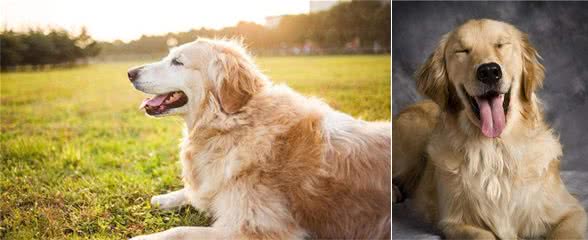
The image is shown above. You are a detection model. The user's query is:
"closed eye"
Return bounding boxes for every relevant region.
[455,49,470,54]
[496,42,510,48]
[171,58,183,66]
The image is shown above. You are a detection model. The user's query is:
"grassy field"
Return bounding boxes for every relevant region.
[0,55,390,239]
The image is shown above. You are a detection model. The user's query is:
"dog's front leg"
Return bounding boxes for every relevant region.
[151,188,188,210]
[547,206,587,239]
[130,226,230,240]
[440,222,496,240]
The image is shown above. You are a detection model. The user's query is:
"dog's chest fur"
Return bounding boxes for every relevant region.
[430,126,564,238]
[177,106,317,212]
[179,128,240,210]
[178,122,281,209]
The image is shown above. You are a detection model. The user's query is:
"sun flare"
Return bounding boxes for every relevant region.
[0,0,311,42]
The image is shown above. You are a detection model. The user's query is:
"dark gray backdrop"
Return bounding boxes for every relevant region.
[392,1,588,171]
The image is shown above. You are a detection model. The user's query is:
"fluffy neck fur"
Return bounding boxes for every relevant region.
[427,95,562,238]
[432,94,561,201]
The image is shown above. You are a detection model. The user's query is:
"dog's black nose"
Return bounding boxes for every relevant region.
[476,62,502,85]
[127,66,143,82]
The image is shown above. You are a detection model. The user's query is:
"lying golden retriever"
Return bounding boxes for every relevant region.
[393,19,587,239]
[127,38,391,239]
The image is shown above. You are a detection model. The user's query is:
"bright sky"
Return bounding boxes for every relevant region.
[0,0,310,42]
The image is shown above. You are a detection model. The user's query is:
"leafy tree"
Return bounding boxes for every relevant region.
[0,31,26,69]
[0,27,102,69]
[76,27,101,58]
[48,30,78,64]
[21,30,58,67]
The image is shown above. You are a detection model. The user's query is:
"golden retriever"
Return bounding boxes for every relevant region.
[393,19,587,239]
[127,38,391,239]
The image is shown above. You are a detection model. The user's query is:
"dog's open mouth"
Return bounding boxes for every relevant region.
[139,91,188,115]
[464,86,511,138]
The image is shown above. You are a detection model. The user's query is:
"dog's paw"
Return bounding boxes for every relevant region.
[150,194,179,210]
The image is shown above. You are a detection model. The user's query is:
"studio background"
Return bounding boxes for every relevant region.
[392,2,588,238]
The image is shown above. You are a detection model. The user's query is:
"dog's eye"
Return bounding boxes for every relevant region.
[456,49,470,54]
[496,43,510,49]
[171,58,183,66]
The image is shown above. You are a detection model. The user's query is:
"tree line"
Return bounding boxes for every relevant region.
[1,0,390,68]
[0,28,101,70]
[100,1,390,57]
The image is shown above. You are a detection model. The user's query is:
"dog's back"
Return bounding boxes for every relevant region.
[277,93,391,239]
[304,109,391,239]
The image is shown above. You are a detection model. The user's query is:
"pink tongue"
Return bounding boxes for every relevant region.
[475,94,505,138]
[139,94,168,109]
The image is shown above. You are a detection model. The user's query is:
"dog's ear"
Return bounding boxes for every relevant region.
[415,34,460,111]
[208,42,265,114]
[520,33,545,102]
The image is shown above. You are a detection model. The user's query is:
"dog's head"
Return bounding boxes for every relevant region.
[416,19,544,138]
[127,38,267,119]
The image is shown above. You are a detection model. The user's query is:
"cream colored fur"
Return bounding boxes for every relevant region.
[130,38,391,239]
[393,19,587,239]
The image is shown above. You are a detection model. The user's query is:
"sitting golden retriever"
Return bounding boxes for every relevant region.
[127,39,391,239]
[393,19,587,239]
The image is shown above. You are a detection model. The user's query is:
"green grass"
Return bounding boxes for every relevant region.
[0,55,390,239]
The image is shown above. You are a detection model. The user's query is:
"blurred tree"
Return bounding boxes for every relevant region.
[0,31,27,69]
[48,29,78,64]
[97,1,390,57]
[22,30,58,68]
[76,27,101,59]
[0,27,102,70]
